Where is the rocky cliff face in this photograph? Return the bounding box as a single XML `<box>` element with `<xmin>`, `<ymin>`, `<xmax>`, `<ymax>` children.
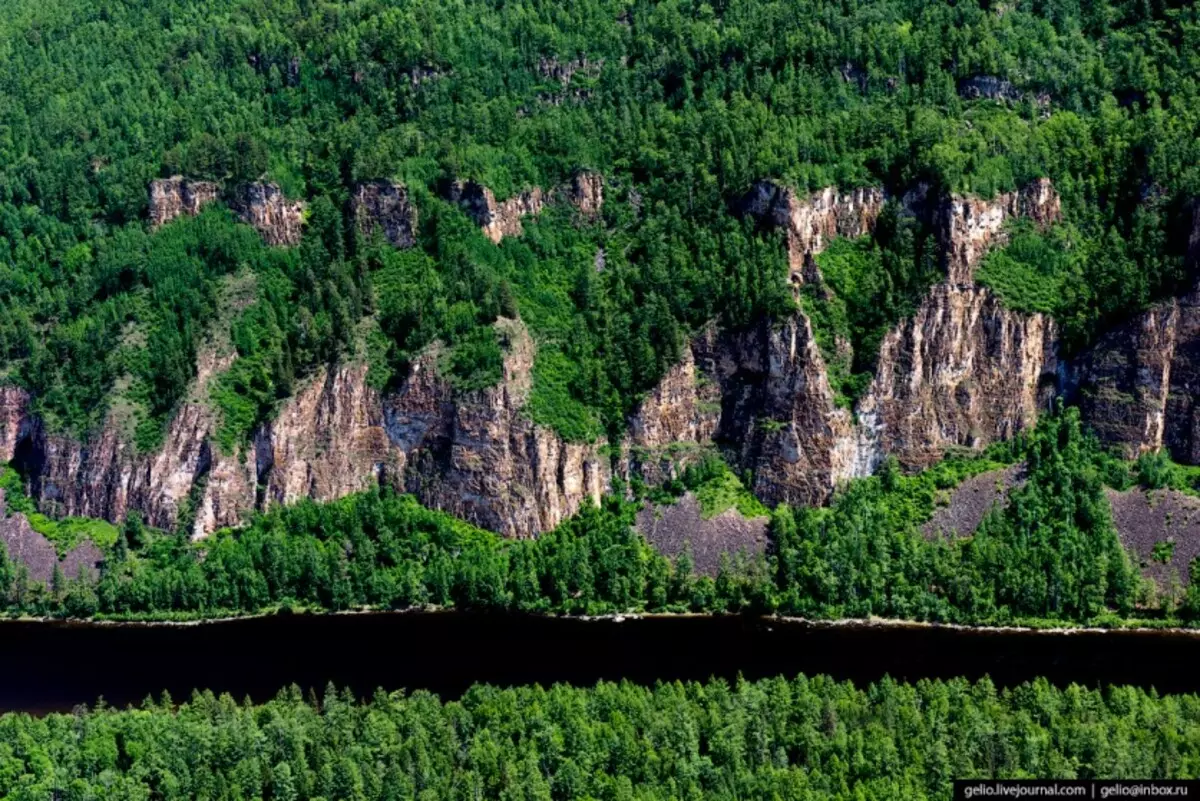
<box><xmin>352</xmin><ymin>181</ymin><xmax>418</xmax><ymax>248</ymax></box>
<box><xmin>849</xmin><ymin>178</ymin><xmax>1062</xmax><ymax>469</ymax></box>
<box><xmin>700</xmin><ymin>316</ymin><xmax>861</xmax><ymax>505</ymax></box>
<box><xmin>447</xmin><ymin>172</ymin><xmax>605</xmax><ymax>243</ymax></box>
<box><xmin>739</xmin><ymin>181</ymin><xmax>885</xmax><ymax>286</ymax></box>
<box><xmin>5</xmin><ymin>319</ymin><xmax>607</xmax><ymax>539</ymax></box>
<box><xmin>149</xmin><ymin>178</ymin><xmax>304</xmax><ymax>246</ymax></box>
<box><xmin>386</xmin><ymin>319</ymin><xmax>609</xmax><ymax>536</ymax></box>
<box><xmin>0</xmin><ymin>385</ymin><xmax>32</xmax><ymax>465</ymax></box>
<box><xmin>1065</xmin><ymin>207</ymin><xmax>1200</xmax><ymax>462</ymax></box>
<box><xmin>447</xmin><ymin>181</ymin><xmax>546</xmax><ymax>244</ymax></box>
<box><xmin>148</xmin><ymin>177</ymin><xmax>219</xmax><ymax>228</ymax></box>
<box><xmin>622</xmin><ymin>343</ymin><xmax>722</xmax><ymax>486</ymax></box>
<box><xmin>230</xmin><ymin>182</ymin><xmax>305</xmax><ymax>246</ymax></box>
<box><xmin>1072</xmin><ymin>290</ymin><xmax>1200</xmax><ymax>462</ymax></box>
<box><xmin>858</xmin><ymin>285</ymin><xmax>1058</xmax><ymax>469</ymax></box>
<box><xmin>255</xmin><ymin>361</ymin><xmax>402</xmax><ymax>510</ymax></box>
<box><xmin>8</xmin><ymin>345</ymin><xmax>254</xmax><ymax>537</ymax></box>
<box><xmin>624</xmin><ymin>178</ymin><xmax>1065</xmax><ymax>500</ymax></box>
<box><xmin>11</xmin><ymin>171</ymin><xmax>1169</xmax><ymax>543</ymax></box>
<box><xmin>564</xmin><ymin>171</ymin><xmax>604</xmax><ymax>218</ymax></box>
<box><xmin>940</xmin><ymin>177</ymin><xmax>1061</xmax><ymax>285</ymax></box>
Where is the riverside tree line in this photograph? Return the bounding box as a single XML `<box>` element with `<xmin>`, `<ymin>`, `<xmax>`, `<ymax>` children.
<box><xmin>0</xmin><ymin>674</ymin><xmax>1197</xmax><ymax>800</ymax></box>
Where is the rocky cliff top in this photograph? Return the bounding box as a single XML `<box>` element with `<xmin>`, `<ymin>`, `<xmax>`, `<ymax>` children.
<box><xmin>446</xmin><ymin>172</ymin><xmax>605</xmax><ymax>243</ymax></box>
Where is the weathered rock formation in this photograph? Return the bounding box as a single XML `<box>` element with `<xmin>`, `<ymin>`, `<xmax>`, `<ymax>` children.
<box><xmin>957</xmin><ymin>76</ymin><xmax>1051</xmax><ymax>109</ymax></box>
<box><xmin>254</xmin><ymin>361</ymin><xmax>401</xmax><ymax>510</ymax></box>
<box><xmin>352</xmin><ymin>181</ymin><xmax>418</xmax><ymax>248</ymax></box>
<box><xmin>0</xmin><ymin>385</ymin><xmax>32</xmax><ymax>465</ymax></box>
<box><xmin>5</xmin><ymin>319</ymin><xmax>607</xmax><ymax>540</ymax></box>
<box><xmin>446</xmin><ymin>180</ymin><xmax>545</xmax><ymax>244</ymax></box>
<box><xmin>8</xmin><ymin>346</ymin><xmax>254</xmax><ymax>537</ymax></box>
<box><xmin>387</xmin><ymin>319</ymin><xmax>610</xmax><ymax>536</ymax></box>
<box><xmin>633</xmin><ymin>177</ymin><xmax>1066</xmax><ymax>497</ymax></box>
<box><xmin>230</xmin><ymin>182</ymin><xmax>305</xmax><ymax>246</ymax></box>
<box><xmin>696</xmin><ymin>316</ymin><xmax>862</xmax><ymax>506</ymax></box>
<box><xmin>1072</xmin><ymin>206</ymin><xmax>1200</xmax><ymax>461</ymax></box>
<box><xmin>17</xmin><ymin>171</ymin><xmax>1182</xmax><ymax>545</ymax></box>
<box><xmin>739</xmin><ymin>181</ymin><xmax>885</xmax><ymax>285</ymax></box>
<box><xmin>536</xmin><ymin>56</ymin><xmax>604</xmax><ymax>86</ymax></box>
<box><xmin>957</xmin><ymin>76</ymin><xmax>1023</xmax><ymax>104</ymax></box>
<box><xmin>846</xmin><ymin>178</ymin><xmax>1062</xmax><ymax>469</ymax></box>
<box><xmin>447</xmin><ymin>173</ymin><xmax>604</xmax><ymax>243</ymax></box>
<box><xmin>148</xmin><ymin>177</ymin><xmax>219</xmax><ymax>228</ymax></box>
<box><xmin>623</xmin><ymin>344</ymin><xmax>721</xmax><ymax>486</ymax></box>
<box><xmin>563</xmin><ymin>171</ymin><xmax>604</xmax><ymax>218</ymax></box>
<box><xmin>859</xmin><ymin>285</ymin><xmax>1058</xmax><ymax>469</ymax></box>
<box><xmin>1072</xmin><ymin>290</ymin><xmax>1200</xmax><ymax>461</ymax></box>
<box><xmin>148</xmin><ymin>178</ymin><xmax>305</xmax><ymax>246</ymax></box>
<box><xmin>940</xmin><ymin>177</ymin><xmax>1061</xmax><ymax>285</ymax></box>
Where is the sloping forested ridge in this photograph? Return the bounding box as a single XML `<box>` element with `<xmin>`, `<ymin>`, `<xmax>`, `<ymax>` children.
<box><xmin>5</xmin><ymin>406</ymin><xmax>1197</xmax><ymax>626</ymax></box>
<box><xmin>1</xmin><ymin>0</ymin><xmax>1198</xmax><ymax>446</ymax></box>
<box><xmin>2</xmin><ymin>675</ymin><xmax>1199</xmax><ymax>799</ymax></box>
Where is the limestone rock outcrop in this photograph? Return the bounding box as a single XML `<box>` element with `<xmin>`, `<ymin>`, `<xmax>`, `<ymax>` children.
<box><xmin>5</xmin><ymin>318</ymin><xmax>607</xmax><ymax>540</ymax></box>
<box><xmin>385</xmin><ymin>319</ymin><xmax>610</xmax><ymax>536</ymax></box>
<box><xmin>698</xmin><ymin>316</ymin><xmax>861</xmax><ymax>506</ymax></box>
<box><xmin>352</xmin><ymin>181</ymin><xmax>418</xmax><ymax>248</ymax></box>
<box><xmin>0</xmin><ymin>385</ymin><xmax>32</xmax><ymax>464</ymax></box>
<box><xmin>858</xmin><ymin>285</ymin><xmax>1058</xmax><ymax>469</ymax></box>
<box><xmin>447</xmin><ymin>180</ymin><xmax>546</xmax><ymax>244</ymax></box>
<box><xmin>254</xmin><ymin>362</ymin><xmax>402</xmax><ymax>509</ymax></box>
<box><xmin>940</xmin><ymin>177</ymin><xmax>1061</xmax><ymax>285</ymax></box>
<box><xmin>739</xmin><ymin>181</ymin><xmax>885</xmax><ymax>286</ymax></box>
<box><xmin>13</xmin><ymin>172</ymin><xmax>1170</xmax><ymax>545</ymax></box>
<box><xmin>231</xmin><ymin>182</ymin><xmax>305</xmax><ymax>246</ymax></box>
<box><xmin>1072</xmin><ymin>290</ymin><xmax>1200</xmax><ymax>462</ymax></box>
<box><xmin>9</xmin><ymin>345</ymin><xmax>254</xmax><ymax>538</ymax></box>
<box><xmin>622</xmin><ymin>343</ymin><xmax>722</xmax><ymax>486</ymax></box>
<box><xmin>446</xmin><ymin>172</ymin><xmax>605</xmax><ymax>243</ymax></box>
<box><xmin>564</xmin><ymin>171</ymin><xmax>604</xmax><ymax>218</ymax></box>
<box><xmin>148</xmin><ymin>177</ymin><xmax>219</xmax><ymax>228</ymax></box>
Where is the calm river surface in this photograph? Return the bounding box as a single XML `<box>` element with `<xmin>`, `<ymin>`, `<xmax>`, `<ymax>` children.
<box><xmin>2</xmin><ymin>613</ymin><xmax>1199</xmax><ymax>714</ymax></box>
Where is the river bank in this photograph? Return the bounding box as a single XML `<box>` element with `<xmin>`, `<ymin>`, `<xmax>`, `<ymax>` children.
<box><xmin>5</xmin><ymin>611</ymin><xmax>1200</xmax><ymax>715</ymax></box>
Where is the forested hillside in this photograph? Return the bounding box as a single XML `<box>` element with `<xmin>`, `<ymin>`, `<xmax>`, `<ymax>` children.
<box><xmin>3</xmin><ymin>0</ymin><xmax>1200</xmax><ymax>624</ymax></box>
<box><xmin>1</xmin><ymin>0</ymin><xmax>1198</xmax><ymax>446</ymax></box>
<box><xmin>2</xmin><ymin>675</ymin><xmax>1199</xmax><ymax>799</ymax></box>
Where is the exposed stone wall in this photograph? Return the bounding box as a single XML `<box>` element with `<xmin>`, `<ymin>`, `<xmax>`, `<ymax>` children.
<box><xmin>622</xmin><ymin>342</ymin><xmax>721</xmax><ymax>486</ymax></box>
<box><xmin>446</xmin><ymin>172</ymin><xmax>605</xmax><ymax>243</ymax></box>
<box><xmin>739</xmin><ymin>181</ymin><xmax>886</xmax><ymax>286</ymax></box>
<box><xmin>352</xmin><ymin>181</ymin><xmax>418</xmax><ymax>248</ymax></box>
<box><xmin>940</xmin><ymin>177</ymin><xmax>1061</xmax><ymax>285</ymax></box>
<box><xmin>230</xmin><ymin>182</ymin><xmax>305</xmax><ymax>246</ymax></box>
<box><xmin>1074</xmin><ymin>289</ymin><xmax>1200</xmax><ymax>464</ymax></box>
<box><xmin>859</xmin><ymin>284</ymin><xmax>1058</xmax><ymax>469</ymax></box>
<box><xmin>446</xmin><ymin>180</ymin><xmax>546</xmax><ymax>244</ymax></box>
<box><xmin>148</xmin><ymin>177</ymin><xmax>219</xmax><ymax>228</ymax></box>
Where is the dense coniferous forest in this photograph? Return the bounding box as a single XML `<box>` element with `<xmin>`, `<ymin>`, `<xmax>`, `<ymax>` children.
<box><xmin>1</xmin><ymin>0</ymin><xmax>1198</xmax><ymax>444</ymax></box>
<box><xmin>1</xmin><ymin>675</ymin><xmax>1199</xmax><ymax>799</ymax></box>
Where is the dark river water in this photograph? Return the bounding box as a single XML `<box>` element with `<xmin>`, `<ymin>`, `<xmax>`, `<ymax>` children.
<box><xmin>2</xmin><ymin>613</ymin><xmax>1199</xmax><ymax>714</ymax></box>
